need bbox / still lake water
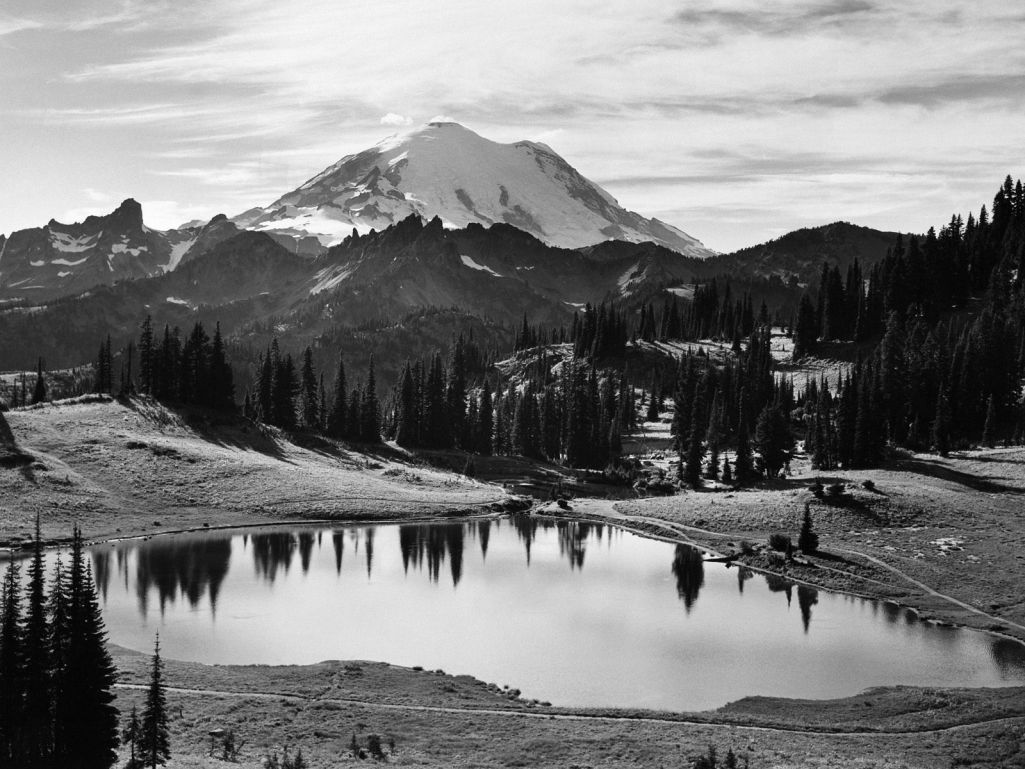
[43,518,1025,710]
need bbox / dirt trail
[113,683,1025,738]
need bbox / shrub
[826,482,845,497]
[768,533,792,553]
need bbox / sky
[1,0,1023,252]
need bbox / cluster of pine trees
[666,328,795,485]
[0,521,119,768]
[246,342,382,442]
[387,338,638,469]
[636,282,765,345]
[796,176,1025,460]
[96,317,235,410]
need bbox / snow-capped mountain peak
[233,122,713,257]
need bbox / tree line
[795,176,1025,460]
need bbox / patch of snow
[57,271,72,278]
[667,286,695,299]
[166,296,191,306]
[564,301,586,309]
[309,266,353,295]
[50,231,98,253]
[164,237,196,272]
[30,260,45,267]
[110,243,147,256]
[460,254,501,277]
[51,257,89,267]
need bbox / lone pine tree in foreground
[141,635,171,768]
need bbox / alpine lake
[13,516,1025,712]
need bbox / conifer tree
[0,558,24,765]
[754,404,793,478]
[798,502,819,554]
[22,514,53,768]
[31,357,47,405]
[478,386,494,456]
[298,347,319,431]
[141,636,170,769]
[734,408,755,485]
[59,526,120,769]
[327,353,348,439]
[139,315,155,395]
[395,363,417,447]
[361,355,381,442]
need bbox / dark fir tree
[141,636,170,769]
[31,357,47,405]
[798,502,819,554]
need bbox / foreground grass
[110,647,1025,768]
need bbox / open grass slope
[109,646,1025,768]
[0,396,508,545]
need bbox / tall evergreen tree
[141,636,170,769]
[58,526,120,769]
[298,347,319,431]
[327,353,348,439]
[31,357,47,405]
[0,558,24,766]
[22,514,53,769]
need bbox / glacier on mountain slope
[234,122,713,258]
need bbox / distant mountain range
[0,200,240,301]
[0,122,907,374]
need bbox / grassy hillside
[0,396,509,544]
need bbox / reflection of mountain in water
[671,545,704,613]
[131,537,232,616]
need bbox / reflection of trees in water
[797,585,818,633]
[671,545,704,613]
[510,514,538,565]
[476,520,491,561]
[990,638,1025,678]
[92,550,112,601]
[251,533,296,582]
[557,522,596,570]
[133,536,232,616]
[399,523,467,586]
[736,565,753,595]
[331,531,345,574]
[298,532,315,574]
[764,574,793,606]
[364,528,375,578]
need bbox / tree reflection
[298,532,315,574]
[557,522,590,570]
[671,545,704,613]
[398,523,467,586]
[797,585,818,633]
[764,574,793,606]
[990,638,1025,678]
[133,535,232,616]
[251,532,296,582]
[331,531,344,574]
[736,565,753,595]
